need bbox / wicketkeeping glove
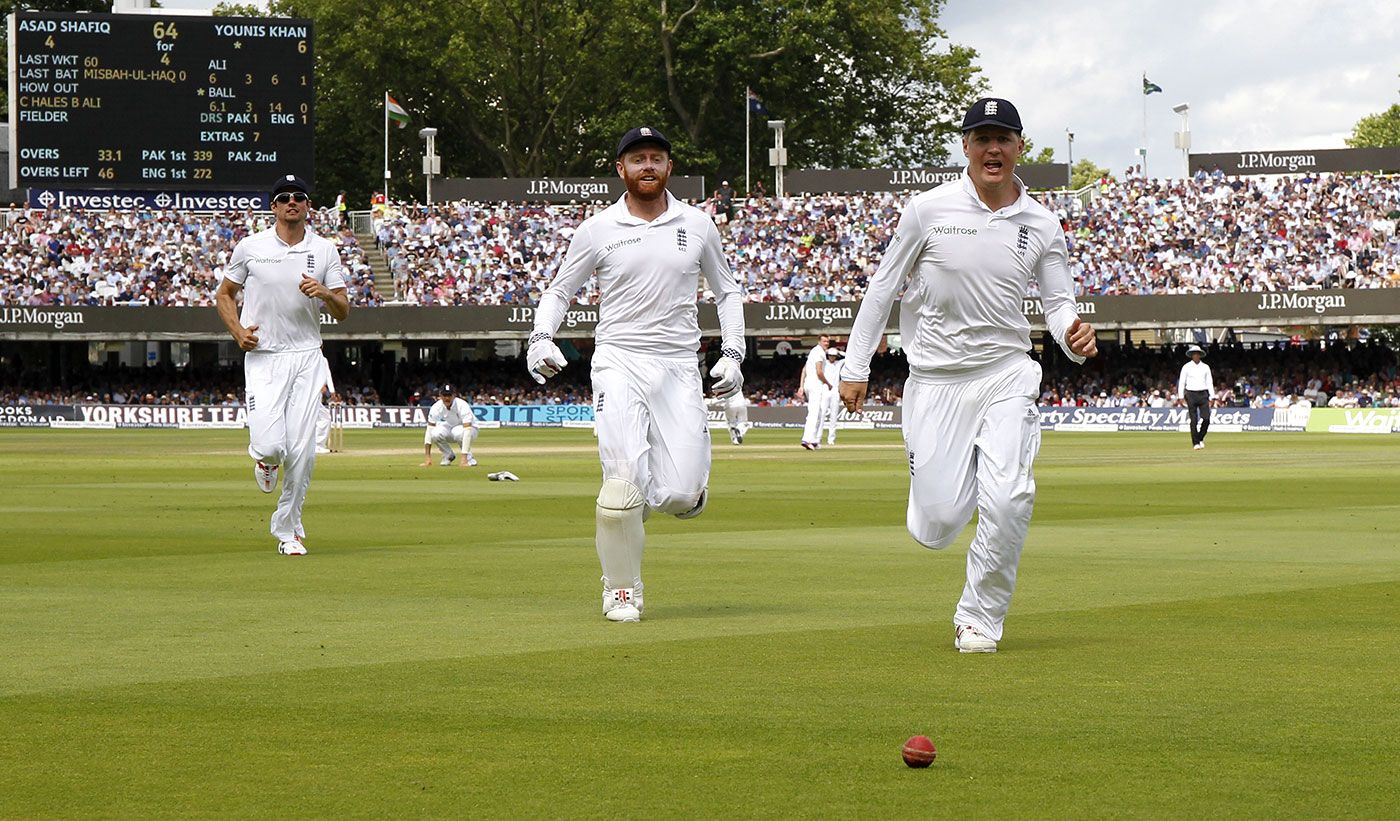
[708,346,744,399]
[527,332,567,384]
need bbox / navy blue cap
[439,383,456,394]
[961,98,1022,133]
[271,174,311,196]
[616,126,671,158]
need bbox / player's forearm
[713,290,746,357]
[321,289,350,321]
[215,291,243,339]
[532,290,570,338]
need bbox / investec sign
[26,189,270,210]
[1189,146,1400,176]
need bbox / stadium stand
[2,173,1395,307]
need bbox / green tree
[1347,105,1400,148]
[0,1,109,112]
[1069,158,1110,190]
[211,3,267,16]
[272,0,984,201]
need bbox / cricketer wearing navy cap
[271,173,311,196]
[960,97,1022,133]
[616,126,672,158]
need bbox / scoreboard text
[7,12,314,190]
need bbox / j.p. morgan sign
[1189,147,1400,176]
[432,175,706,203]
[786,164,1070,194]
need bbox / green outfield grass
[1,428,1398,817]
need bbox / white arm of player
[1177,366,1187,400]
[1034,229,1086,365]
[700,220,746,354]
[532,222,597,343]
[843,202,925,382]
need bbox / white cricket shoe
[675,487,707,520]
[955,625,997,653]
[254,461,279,493]
[277,540,307,556]
[1194,442,1205,450]
[466,454,478,467]
[603,587,642,622]
[440,452,456,466]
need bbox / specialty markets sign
[1189,146,1400,176]
[4,289,1400,340]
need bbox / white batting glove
[709,347,744,399]
[527,333,567,384]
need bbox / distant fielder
[797,334,832,449]
[820,345,845,445]
[708,390,750,445]
[841,99,1097,652]
[529,125,746,622]
[314,355,334,455]
[422,384,479,467]
[215,174,350,556]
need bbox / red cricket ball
[901,734,937,768]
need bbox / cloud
[941,0,1399,177]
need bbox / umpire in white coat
[840,99,1097,653]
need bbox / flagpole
[745,86,751,196]
[1141,72,1148,179]
[383,91,390,203]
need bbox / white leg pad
[596,478,645,591]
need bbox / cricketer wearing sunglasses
[215,174,350,556]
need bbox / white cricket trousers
[426,423,477,454]
[592,346,709,515]
[902,354,1043,641]
[245,348,324,542]
[821,386,843,443]
[802,384,829,444]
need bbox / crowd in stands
[6,341,1397,411]
[0,208,381,307]
[4,170,1395,309]
[1040,169,1400,295]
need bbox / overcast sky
[940,0,1400,177]
[168,0,1398,179]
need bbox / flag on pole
[747,89,769,116]
[1142,77,1163,95]
[386,93,411,128]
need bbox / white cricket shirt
[1177,360,1214,397]
[825,357,844,385]
[223,228,346,354]
[844,172,1085,381]
[428,397,476,428]
[802,345,828,388]
[533,192,745,359]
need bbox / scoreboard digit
[7,11,314,190]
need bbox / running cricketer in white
[840,98,1097,652]
[422,383,479,467]
[529,126,746,622]
[708,391,750,445]
[797,334,832,449]
[216,174,350,556]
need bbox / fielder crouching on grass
[215,174,350,556]
[529,126,746,622]
[840,99,1097,653]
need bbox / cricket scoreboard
[7,11,314,191]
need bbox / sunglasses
[273,192,309,204]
